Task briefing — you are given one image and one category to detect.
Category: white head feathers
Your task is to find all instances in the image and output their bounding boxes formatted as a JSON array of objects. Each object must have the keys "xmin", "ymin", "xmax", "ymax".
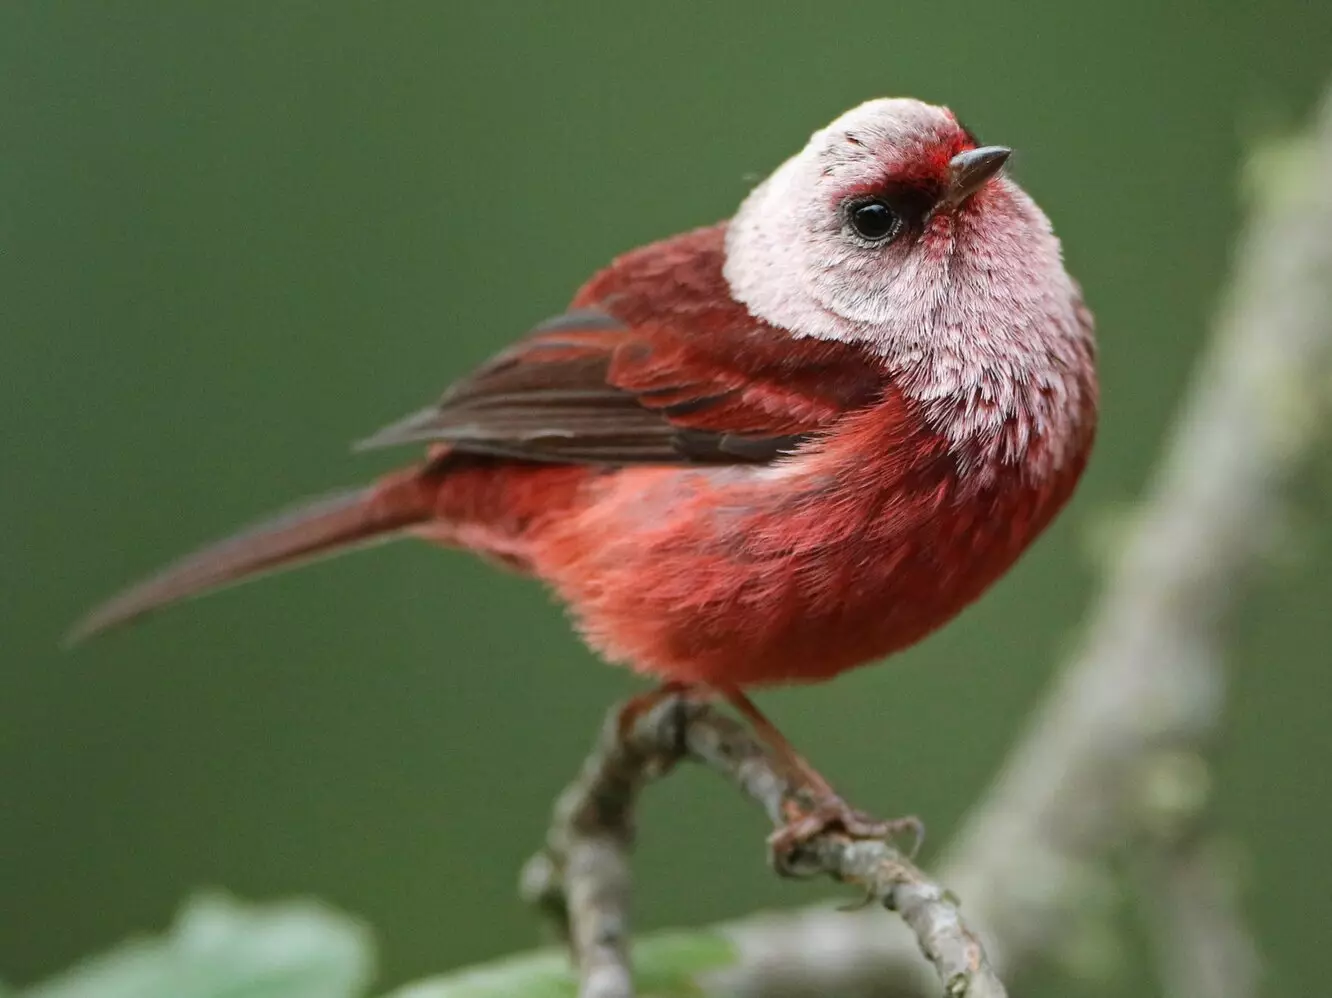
[{"xmin": 723, "ymin": 98, "xmax": 1096, "ymax": 479}]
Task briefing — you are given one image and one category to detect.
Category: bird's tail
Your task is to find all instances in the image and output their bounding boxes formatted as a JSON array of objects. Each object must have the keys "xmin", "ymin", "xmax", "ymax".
[{"xmin": 66, "ymin": 468, "xmax": 439, "ymax": 645}]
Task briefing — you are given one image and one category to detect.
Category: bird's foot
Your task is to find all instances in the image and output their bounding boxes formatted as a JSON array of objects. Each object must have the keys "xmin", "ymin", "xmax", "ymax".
[{"xmin": 767, "ymin": 795, "xmax": 924, "ymax": 876}]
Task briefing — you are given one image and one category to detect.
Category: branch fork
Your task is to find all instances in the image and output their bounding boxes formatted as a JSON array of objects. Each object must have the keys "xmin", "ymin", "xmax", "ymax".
[{"xmin": 521, "ymin": 693, "xmax": 1008, "ymax": 998}]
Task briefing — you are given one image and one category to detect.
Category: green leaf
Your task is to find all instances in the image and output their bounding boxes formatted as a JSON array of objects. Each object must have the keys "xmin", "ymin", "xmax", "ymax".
[
  {"xmin": 21, "ymin": 892, "xmax": 374, "ymax": 998},
  {"xmin": 385, "ymin": 930, "xmax": 737, "ymax": 998}
]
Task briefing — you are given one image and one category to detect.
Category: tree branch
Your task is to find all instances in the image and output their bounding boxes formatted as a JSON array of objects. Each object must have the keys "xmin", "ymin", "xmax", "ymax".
[{"xmin": 523, "ymin": 695, "xmax": 1006, "ymax": 998}]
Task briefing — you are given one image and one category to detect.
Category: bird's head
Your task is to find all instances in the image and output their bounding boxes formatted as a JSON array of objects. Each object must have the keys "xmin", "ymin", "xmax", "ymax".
[
  {"xmin": 724, "ymin": 97, "xmax": 1085, "ymax": 358},
  {"xmin": 723, "ymin": 97, "xmax": 1096, "ymax": 475}
]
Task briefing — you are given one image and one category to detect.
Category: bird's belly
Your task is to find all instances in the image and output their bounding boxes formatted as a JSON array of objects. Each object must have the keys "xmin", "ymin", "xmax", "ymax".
[{"xmin": 530, "ymin": 460, "xmax": 1057, "ymax": 688}]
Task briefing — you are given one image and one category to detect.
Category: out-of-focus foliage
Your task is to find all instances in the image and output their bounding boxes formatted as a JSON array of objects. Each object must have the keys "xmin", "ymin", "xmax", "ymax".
[
  {"xmin": 14, "ymin": 896, "xmax": 731, "ymax": 998},
  {"xmin": 18, "ymin": 895, "xmax": 372, "ymax": 998},
  {"xmin": 386, "ymin": 928, "xmax": 735, "ymax": 998}
]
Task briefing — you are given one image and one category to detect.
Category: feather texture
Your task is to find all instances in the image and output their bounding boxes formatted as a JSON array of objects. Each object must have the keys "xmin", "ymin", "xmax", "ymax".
[
  {"xmin": 67, "ymin": 473, "xmax": 437, "ymax": 643},
  {"xmin": 356, "ymin": 233, "xmax": 888, "ymax": 465},
  {"xmin": 70, "ymin": 99, "xmax": 1097, "ymax": 697}
]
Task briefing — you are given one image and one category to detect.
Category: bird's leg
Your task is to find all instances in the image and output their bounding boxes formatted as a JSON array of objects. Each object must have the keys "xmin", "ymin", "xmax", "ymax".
[
  {"xmin": 615, "ymin": 680, "xmax": 694, "ymax": 746},
  {"xmin": 721, "ymin": 688, "xmax": 923, "ymax": 867}
]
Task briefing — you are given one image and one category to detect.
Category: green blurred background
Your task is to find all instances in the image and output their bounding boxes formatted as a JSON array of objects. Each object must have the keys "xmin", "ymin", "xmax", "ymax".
[{"xmin": 3, "ymin": 2, "xmax": 1330, "ymax": 994}]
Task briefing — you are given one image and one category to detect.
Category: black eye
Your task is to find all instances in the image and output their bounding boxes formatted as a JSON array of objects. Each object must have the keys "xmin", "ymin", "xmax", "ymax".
[{"xmin": 847, "ymin": 199, "xmax": 901, "ymax": 243}]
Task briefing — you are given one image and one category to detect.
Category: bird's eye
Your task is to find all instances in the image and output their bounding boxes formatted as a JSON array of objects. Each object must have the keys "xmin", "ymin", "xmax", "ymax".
[{"xmin": 846, "ymin": 199, "xmax": 901, "ymax": 243}]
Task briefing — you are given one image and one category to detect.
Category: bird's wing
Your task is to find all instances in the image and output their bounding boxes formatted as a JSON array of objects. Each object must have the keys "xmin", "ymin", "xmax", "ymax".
[{"xmin": 355, "ymin": 306, "xmax": 885, "ymax": 465}]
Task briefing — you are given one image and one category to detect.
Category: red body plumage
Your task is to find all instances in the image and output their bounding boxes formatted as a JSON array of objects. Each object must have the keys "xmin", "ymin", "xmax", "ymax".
[
  {"xmin": 413, "ymin": 223, "xmax": 1093, "ymax": 686},
  {"xmin": 71, "ymin": 98, "xmax": 1098, "ymax": 704}
]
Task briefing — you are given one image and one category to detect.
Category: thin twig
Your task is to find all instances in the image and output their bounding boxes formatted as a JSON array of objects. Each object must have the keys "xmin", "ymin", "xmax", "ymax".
[{"xmin": 525, "ymin": 695, "xmax": 1007, "ymax": 998}]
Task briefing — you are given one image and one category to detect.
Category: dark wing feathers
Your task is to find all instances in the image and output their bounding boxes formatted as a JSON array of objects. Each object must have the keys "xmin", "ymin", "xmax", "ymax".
[
  {"xmin": 355, "ymin": 322, "xmax": 686, "ymax": 461},
  {"xmin": 357, "ymin": 307, "xmax": 882, "ymax": 466}
]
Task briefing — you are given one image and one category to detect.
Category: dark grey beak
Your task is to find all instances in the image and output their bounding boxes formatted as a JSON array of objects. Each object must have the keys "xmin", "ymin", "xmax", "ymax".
[{"xmin": 944, "ymin": 146, "xmax": 1012, "ymax": 207}]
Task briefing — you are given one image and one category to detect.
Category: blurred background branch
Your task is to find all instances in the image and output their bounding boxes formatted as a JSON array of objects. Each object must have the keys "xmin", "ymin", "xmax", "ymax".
[{"xmin": 1134, "ymin": 825, "xmax": 1260, "ymax": 998}]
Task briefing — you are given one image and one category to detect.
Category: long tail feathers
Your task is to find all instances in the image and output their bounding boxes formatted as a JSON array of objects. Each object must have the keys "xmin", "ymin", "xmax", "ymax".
[{"xmin": 66, "ymin": 474, "xmax": 437, "ymax": 645}]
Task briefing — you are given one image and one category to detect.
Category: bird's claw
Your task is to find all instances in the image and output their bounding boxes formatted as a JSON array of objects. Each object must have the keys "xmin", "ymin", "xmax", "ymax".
[{"xmin": 767, "ymin": 799, "xmax": 925, "ymax": 877}]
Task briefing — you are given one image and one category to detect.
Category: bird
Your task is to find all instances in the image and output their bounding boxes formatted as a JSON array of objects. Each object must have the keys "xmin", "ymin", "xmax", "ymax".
[{"xmin": 69, "ymin": 97, "xmax": 1098, "ymax": 853}]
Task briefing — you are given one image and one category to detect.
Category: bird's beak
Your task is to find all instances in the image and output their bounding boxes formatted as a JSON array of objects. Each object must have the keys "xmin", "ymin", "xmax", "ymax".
[{"xmin": 943, "ymin": 146, "xmax": 1012, "ymax": 207}]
